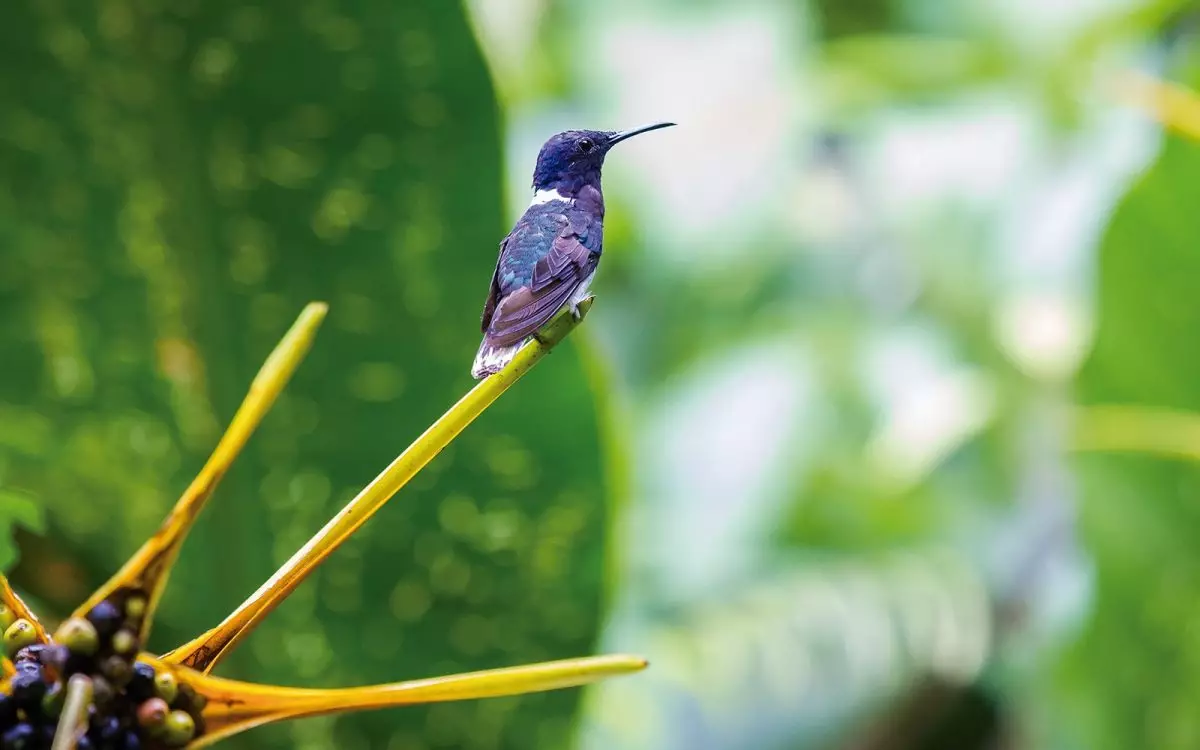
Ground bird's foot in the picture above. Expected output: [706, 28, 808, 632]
[567, 295, 594, 322]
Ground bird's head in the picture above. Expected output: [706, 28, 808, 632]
[531, 123, 675, 196]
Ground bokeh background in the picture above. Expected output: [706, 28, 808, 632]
[0, 0, 1198, 748]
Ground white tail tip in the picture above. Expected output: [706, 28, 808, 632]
[472, 339, 525, 379]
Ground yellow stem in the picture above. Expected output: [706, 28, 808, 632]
[71, 303, 328, 641]
[165, 298, 595, 672]
[1072, 404, 1200, 462]
[157, 651, 645, 749]
[1114, 71, 1200, 142]
[0, 574, 47, 643]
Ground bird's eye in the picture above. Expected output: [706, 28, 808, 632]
[578, 138, 594, 153]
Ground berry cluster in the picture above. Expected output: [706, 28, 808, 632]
[0, 594, 206, 749]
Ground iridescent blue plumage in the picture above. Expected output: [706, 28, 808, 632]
[472, 123, 674, 378]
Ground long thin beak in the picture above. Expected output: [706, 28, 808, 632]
[607, 122, 676, 147]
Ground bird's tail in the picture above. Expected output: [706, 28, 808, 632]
[471, 336, 528, 379]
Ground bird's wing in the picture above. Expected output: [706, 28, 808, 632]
[480, 236, 509, 333]
[484, 231, 595, 347]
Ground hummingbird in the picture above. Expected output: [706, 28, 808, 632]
[471, 122, 676, 379]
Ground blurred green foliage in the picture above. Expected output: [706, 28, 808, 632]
[506, 2, 1200, 749]
[816, 0, 1193, 125]
[0, 489, 42, 572]
[812, 0, 899, 40]
[0, 2, 611, 749]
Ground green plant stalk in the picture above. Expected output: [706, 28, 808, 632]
[1072, 404, 1200, 461]
[51, 674, 93, 750]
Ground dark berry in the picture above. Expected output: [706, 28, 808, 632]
[75, 737, 94, 750]
[8, 672, 47, 711]
[123, 731, 142, 750]
[174, 681, 204, 713]
[11, 645, 45, 664]
[63, 651, 95, 678]
[127, 663, 156, 702]
[91, 677, 115, 710]
[12, 662, 40, 679]
[85, 601, 122, 639]
[0, 724, 35, 750]
[16, 643, 62, 673]
[0, 695, 15, 729]
[37, 645, 68, 671]
[173, 682, 196, 712]
[92, 715, 122, 743]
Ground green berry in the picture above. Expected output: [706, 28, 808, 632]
[101, 655, 133, 686]
[154, 670, 179, 704]
[54, 617, 99, 656]
[162, 710, 197, 746]
[176, 681, 200, 710]
[111, 628, 138, 655]
[4, 619, 37, 658]
[0, 604, 15, 632]
[92, 676, 115, 708]
[124, 595, 147, 620]
[41, 683, 64, 718]
[137, 697, 170, 729]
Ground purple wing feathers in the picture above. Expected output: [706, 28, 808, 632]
[480, 237, 508, 333]
[484, 233, 593, 346]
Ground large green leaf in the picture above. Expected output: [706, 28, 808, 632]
[0, 3, 610, 749]
[1061, 79, 1200, 748]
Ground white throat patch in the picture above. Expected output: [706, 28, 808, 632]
[530, 188, 573, 206]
